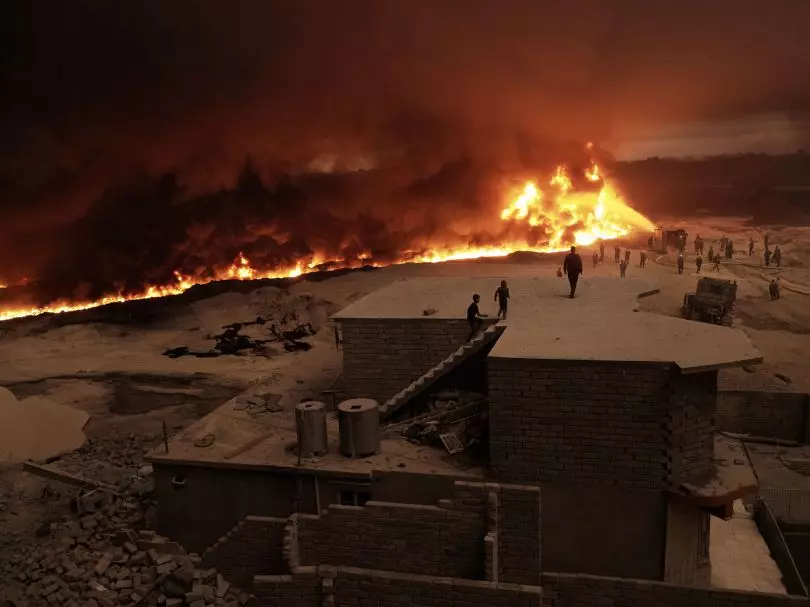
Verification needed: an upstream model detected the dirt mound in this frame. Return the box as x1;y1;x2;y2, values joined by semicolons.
0;387;88;462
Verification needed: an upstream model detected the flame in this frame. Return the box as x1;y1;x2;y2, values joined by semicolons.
0;155;654;322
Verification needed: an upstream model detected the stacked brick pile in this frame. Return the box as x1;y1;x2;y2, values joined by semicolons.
6;524;253;607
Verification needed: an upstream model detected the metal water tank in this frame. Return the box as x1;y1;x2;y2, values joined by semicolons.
337;398;380;457
295;401;328;456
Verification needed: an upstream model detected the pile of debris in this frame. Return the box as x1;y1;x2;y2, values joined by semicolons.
5;526;252;607
2;466;253;607
388;390;488;455
164;311;317;359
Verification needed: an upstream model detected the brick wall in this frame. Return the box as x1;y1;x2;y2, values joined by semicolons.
453;481;542;585
297;500;486;578
339;318;496;403
334;567;543;607
667;371;716;484
201;516;287;590
255;567;322;607
294;481;541;583
153;463;303;553
663;500;707;585
541;572;810;606
488;359;672;489
718;390;808;443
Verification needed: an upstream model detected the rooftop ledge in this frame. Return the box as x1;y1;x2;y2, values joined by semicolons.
671;435;758;513
332;276;762;372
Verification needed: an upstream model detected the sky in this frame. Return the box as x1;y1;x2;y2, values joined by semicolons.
1;0;809;296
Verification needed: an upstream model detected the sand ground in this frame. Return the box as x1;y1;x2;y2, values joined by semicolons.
0;215;808;575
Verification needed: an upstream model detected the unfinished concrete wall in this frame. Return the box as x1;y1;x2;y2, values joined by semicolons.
663;500;708;586
488;359;672;489
542;572;810;606
201;516;287;590
718;390;808;442
540;483;665;580
153;463;306;553
668;371;716;484
339;317;496;403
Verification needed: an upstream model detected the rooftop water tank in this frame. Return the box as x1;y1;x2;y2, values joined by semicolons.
337;398;380;458
294;401;328;457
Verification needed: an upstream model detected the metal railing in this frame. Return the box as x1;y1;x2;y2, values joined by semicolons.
760;486;810;523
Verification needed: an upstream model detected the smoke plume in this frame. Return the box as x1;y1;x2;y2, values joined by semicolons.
1;0;809;303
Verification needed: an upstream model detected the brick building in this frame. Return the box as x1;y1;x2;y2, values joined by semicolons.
146;275;804;607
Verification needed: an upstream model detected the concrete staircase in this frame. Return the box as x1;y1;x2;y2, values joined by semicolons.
380;323;505;420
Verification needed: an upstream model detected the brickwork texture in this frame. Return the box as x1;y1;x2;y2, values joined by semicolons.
297;500;486;579
201;516;287;590
489;359;674;489
294;481;541;583
489;359;720;490
255;567;322;607
255;567;810;607
541;572;810;606
718;390;808;443
339;318;496;403
667;370;716;483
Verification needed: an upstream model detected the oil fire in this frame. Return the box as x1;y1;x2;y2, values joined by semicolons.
0;160;654;322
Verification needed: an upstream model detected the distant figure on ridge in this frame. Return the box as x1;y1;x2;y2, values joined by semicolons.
769;279;780;301
614;246;621;263
764;248;771;267
749;238;755;257
624;249;631;265
639;250;647;268
599;242;605;262
696;254;703;274
592;250;599;268
466;294;487;341
774;245;782;268
494;280;510;321
619;259;627;278
563;246;583;299
707;245;714;263
677;253;684;275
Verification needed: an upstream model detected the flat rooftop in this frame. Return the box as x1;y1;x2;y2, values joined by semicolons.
335;277;762;372
147;392;485;478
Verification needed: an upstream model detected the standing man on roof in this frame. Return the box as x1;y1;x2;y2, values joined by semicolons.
563;245;583;299
466;294;487;341
494;280;510;320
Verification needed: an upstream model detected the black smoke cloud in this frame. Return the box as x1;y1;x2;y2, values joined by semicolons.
1;0;809;304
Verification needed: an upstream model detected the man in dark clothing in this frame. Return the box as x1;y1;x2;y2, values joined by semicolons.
494;280;510;320
696;254;703;274
563;246;583;299
624;249;631;265
592;250;599;268
639;251;647;267
614;246;620;263
774;245;782;268
466;294;487;340
599;242;605;262
765;248;771;266
677;253;684;275
749;238;755;257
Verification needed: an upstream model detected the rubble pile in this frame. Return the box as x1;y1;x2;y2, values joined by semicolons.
390;390;488;454
1;431;254;606
6;526;253;607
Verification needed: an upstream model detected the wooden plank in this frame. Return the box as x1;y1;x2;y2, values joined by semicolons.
223;430;275;460
23;462;117;492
